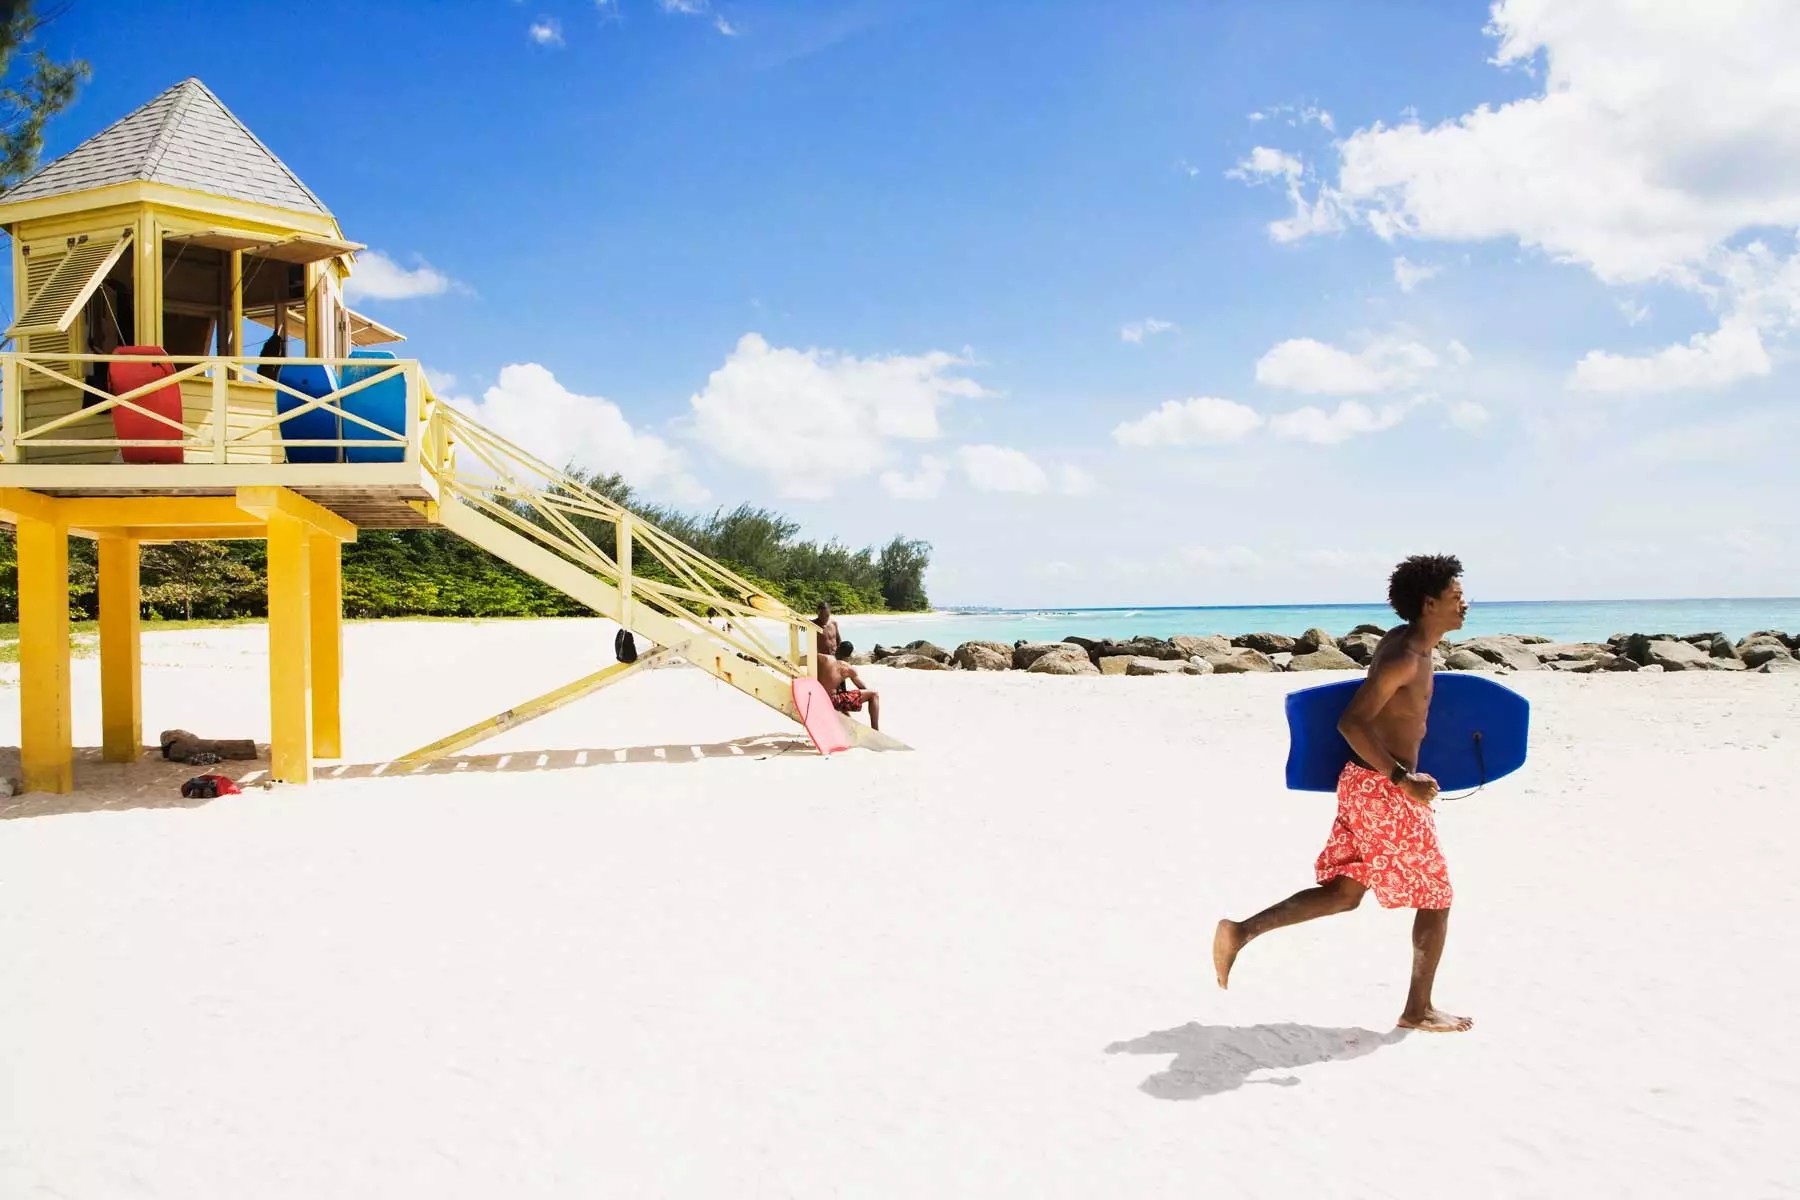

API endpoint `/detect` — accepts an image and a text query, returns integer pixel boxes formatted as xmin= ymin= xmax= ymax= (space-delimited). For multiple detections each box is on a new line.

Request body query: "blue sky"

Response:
xmin=25 ymin=0 xmax=1800 ymax=606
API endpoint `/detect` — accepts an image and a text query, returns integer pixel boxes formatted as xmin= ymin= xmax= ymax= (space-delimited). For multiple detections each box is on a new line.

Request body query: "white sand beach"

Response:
xmin=2 ymin=618 xmax=1797 ymax=1197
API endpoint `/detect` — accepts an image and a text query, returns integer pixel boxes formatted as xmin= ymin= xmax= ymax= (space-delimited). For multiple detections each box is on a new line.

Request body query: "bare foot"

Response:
xmin=1212 ymin=919 xmax=1245 ymax=989
xmin=1397 ymin=1007 xmax=1474 ymax=1033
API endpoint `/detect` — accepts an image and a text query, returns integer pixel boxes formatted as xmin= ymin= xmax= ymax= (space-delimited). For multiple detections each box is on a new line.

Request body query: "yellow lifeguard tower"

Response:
xmin=1 ymin=79 xmax=860 ymax=797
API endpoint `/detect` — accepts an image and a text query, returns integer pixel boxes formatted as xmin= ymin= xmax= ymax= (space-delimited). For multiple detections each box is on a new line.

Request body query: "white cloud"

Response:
xmin=1120 ymin=317 xmax=1176 ymax=344
xmin=658 ymin=0 xmax=736 ymax=33
xmin=1393 ymin=256 xmax=1440 ymax=292
xmin=880 ymin=455 xmax=949 ymax=500
xmin=1270 ymin=400 xmax=1408 ymax=444
xmin=1241 ymin=2 xmax=1800 ymax=288
xmin=472 ymin=363 xmax=708 ymax=504
xmin=1228 ymin=146 xmax=1304 ymax=183
xmin=1112 ymin=396 xmax=1264 ymax=447
xmin=958 ymin=444 xmax=1049 ymax=494
xmin=1570 ymin=315 xmax=1771 ymax=393
xmin=686 ymin=333 xmax=987 ymax=500
xmin=423 ymin=367 xmax=457 ymax=395
xmin=1248 ymin=104 xmax=1335 ymax=133
xmin=343 ymin=251 xmax=457 ymax=303
xmin=1446 ymin=399 xmax=1490 ymax=430
xmin=1255 ymin=335 xmax=1439 ymax=394
xmin=1056 ymin=465 xmax=1099 ymax=496
xmin=528 ymin=18 xmax=563 ymax=46
xmin=1445 ymin=339 xmax=1472 ymax=366
xmin=1617 ymin=298 xmax=1651 ymax=326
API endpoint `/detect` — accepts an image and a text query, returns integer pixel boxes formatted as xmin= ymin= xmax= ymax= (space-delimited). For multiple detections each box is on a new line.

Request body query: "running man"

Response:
xmin=1213 ymin=554 xmax=1473 ymax=1033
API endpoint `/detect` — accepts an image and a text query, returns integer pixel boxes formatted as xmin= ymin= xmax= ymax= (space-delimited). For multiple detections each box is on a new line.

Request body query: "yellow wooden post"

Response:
xmin=98 ymin=537 xmax=143 ymax=763
xmin=265 ymin=513 xmax=313 ymax=783
xmin=617 ymin=514 xmax=632 ymax=628
xmin=224 ymin=249 xmax=242 ymax=356
xmin=17 ymin=516 xmax=73 ymax=794
xmin=2 ymin=355 xmax=19 ymax=463
xmin=135 ymin=209 xmax=158 ymax=345
xmin=309 ymin=534 xmax=343 ymax=759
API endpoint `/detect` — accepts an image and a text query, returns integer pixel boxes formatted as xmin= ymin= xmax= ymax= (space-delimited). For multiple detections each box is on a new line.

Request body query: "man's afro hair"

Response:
xmin=1387 ymin=554 xmax=1463 ymax=623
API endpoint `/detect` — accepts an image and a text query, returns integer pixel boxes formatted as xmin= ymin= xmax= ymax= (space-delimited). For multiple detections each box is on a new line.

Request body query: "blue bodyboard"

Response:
xmin=338 ymin=349 xmax=406 ymax=463
xmin=1284 ymin=673 xmax=1530 ymax=792
xmin=275 ymin=363 xmax=342 ymax=463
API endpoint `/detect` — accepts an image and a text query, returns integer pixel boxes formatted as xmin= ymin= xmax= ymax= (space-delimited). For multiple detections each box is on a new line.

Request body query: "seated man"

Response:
xmin=819 ymin=646 xmax=881 ymax=731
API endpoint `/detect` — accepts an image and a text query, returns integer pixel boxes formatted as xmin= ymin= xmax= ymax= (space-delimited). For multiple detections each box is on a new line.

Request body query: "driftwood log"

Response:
xmin=159 ymin=729 xmax=259 ymax=763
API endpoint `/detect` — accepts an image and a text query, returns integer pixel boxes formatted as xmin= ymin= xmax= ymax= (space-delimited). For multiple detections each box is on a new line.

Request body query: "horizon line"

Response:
xmin=916 ymin=596 xmax=1800 ymax=614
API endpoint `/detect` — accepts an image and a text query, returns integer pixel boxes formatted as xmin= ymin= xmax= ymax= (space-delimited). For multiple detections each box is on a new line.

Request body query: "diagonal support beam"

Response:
xmin=398 ymin=645 xmax=681 ymax=762
xmin=235 ymin=486 xmax=358 ymax=543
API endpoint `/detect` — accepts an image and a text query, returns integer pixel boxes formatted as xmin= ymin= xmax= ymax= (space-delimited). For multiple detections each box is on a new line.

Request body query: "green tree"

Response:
xmin=141 ymin=541 xmax=258 ymax=620
xmin=1 ymin=3 xmax=90 ymax=191
xmin=877 ymin=536 xmax=932 ymax=612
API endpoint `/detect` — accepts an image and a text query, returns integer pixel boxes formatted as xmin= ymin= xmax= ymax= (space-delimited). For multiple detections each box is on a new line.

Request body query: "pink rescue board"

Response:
xmin=792 ymin=677 xmax=853 ymax=755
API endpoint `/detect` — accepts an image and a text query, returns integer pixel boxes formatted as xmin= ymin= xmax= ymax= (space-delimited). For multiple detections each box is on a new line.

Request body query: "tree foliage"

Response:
xmin=0 ymin=471 xmax=932 ymax=622
xmin=1 ymin=2 xmax=90 ymax=191
xmin=141 ymin=541 xmax=259 ymax=621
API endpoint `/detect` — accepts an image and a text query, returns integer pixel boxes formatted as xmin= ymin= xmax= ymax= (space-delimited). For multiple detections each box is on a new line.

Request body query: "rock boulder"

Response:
xmin=1288 ymin=645 xmax=1361 ymax=671
xmin=1207 ymin=648 xmax=1278 ymax=674
xmin=1644 ymin=639 xmax=1712 ymax=671
xmin=1456 ymin=636 xmax=1543 ymax=672
xmin=1233 ymin=632 xmax=1295 ymax=655
xmin=1743 ymin=644 xmax=1796 ymax=669
xmin=1026 ymin=647 xmax=1100 ymax=675
xmin=904 ymin=640 xmax=952 ymax=663
xmin=1170 ymin=634 xmax=1231 ymax=660
xmin=1444 ymin=647 xmax=1493 ymax=671
xmin=1339 ymin=632 xmax=1383 ymax=664
xmin=1125 ymin=657 xmax=1205 ymax=676
xmin=1294 ymin=627 xmax=1337 ymax=655
xmin=952 ymin=641 xmax=1012 ymax=671
xmin=1013 ymin=641 xmax=1084 ymax=670
xmin=883 ymin=653 xmax=950 ymax=671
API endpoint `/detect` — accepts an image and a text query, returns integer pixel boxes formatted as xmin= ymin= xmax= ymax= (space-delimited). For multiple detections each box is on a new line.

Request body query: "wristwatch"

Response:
xmin=1389 ymin=763 xmax=1410 ymax=784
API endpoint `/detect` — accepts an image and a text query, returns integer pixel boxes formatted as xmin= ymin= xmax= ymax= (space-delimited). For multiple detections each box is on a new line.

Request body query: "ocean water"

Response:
xmin=835 ymin=598 xmax=1800 ymax=651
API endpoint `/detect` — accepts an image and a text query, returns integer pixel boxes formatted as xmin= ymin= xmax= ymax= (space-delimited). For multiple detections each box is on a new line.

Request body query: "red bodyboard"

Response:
xmin=107 ymin=346 xmax=185 ymax=463
xmin=792 ymin=677 xmax=853 ymax=755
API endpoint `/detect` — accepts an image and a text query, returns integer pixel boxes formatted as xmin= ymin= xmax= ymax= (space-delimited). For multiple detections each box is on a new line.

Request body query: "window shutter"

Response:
xmin=6 ymin=232 xmax=133 ymax=339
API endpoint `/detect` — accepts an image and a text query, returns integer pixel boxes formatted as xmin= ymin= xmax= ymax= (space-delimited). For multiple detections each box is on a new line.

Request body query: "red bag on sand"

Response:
xmin=180 ymin=774 xmax=242 ymax=799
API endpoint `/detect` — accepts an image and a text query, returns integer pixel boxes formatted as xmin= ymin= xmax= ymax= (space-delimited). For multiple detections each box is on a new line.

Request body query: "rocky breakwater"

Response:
xmin=853 ymin=628 xmax=1800 ymax=677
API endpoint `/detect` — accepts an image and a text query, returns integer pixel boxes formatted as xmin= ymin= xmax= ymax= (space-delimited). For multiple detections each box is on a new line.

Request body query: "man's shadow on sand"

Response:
xmin=1104 ymin=1022 xmax=1407 ymax=1101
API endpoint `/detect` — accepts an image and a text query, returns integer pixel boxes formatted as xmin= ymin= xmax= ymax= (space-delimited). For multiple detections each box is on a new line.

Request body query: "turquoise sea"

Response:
xmin=836 ymin=598 xmax=1800 ymax=650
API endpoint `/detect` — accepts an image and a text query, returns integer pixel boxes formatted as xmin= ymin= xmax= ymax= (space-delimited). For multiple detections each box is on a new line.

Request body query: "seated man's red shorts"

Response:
xmin=1315 ymin=762 xmax=1453 ymax=909
xmin=831 ymin=688 xmax=865 ymax=714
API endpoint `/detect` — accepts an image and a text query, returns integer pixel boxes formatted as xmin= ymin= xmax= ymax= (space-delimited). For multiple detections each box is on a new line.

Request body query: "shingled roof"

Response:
xmin=1 ymin=78 xmax=331 ymax=217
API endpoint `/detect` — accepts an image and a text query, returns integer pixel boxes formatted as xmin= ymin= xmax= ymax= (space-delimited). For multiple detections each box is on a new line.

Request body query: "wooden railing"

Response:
xmin=0 ymin=349 xmax=812 ymax=679
xmin=0 ymin=352 xmax=433 ymax=467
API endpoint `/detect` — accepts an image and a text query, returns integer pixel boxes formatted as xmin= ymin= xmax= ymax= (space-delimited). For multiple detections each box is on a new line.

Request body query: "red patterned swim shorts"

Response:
xmin=1315 ymin=763 xmax=1453 ymax=910
xmin=831 ymin=688 xmax=865 ymax=714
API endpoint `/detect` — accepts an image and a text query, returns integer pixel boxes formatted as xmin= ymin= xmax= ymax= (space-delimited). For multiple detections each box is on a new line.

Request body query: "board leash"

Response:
xmin=1435 ymin=731 xmax=1487 ymax=803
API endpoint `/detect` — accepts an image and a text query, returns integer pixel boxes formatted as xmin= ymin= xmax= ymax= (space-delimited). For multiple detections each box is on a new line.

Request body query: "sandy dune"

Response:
xmin=2 ymin=619 xmax=1796 ymax=1197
